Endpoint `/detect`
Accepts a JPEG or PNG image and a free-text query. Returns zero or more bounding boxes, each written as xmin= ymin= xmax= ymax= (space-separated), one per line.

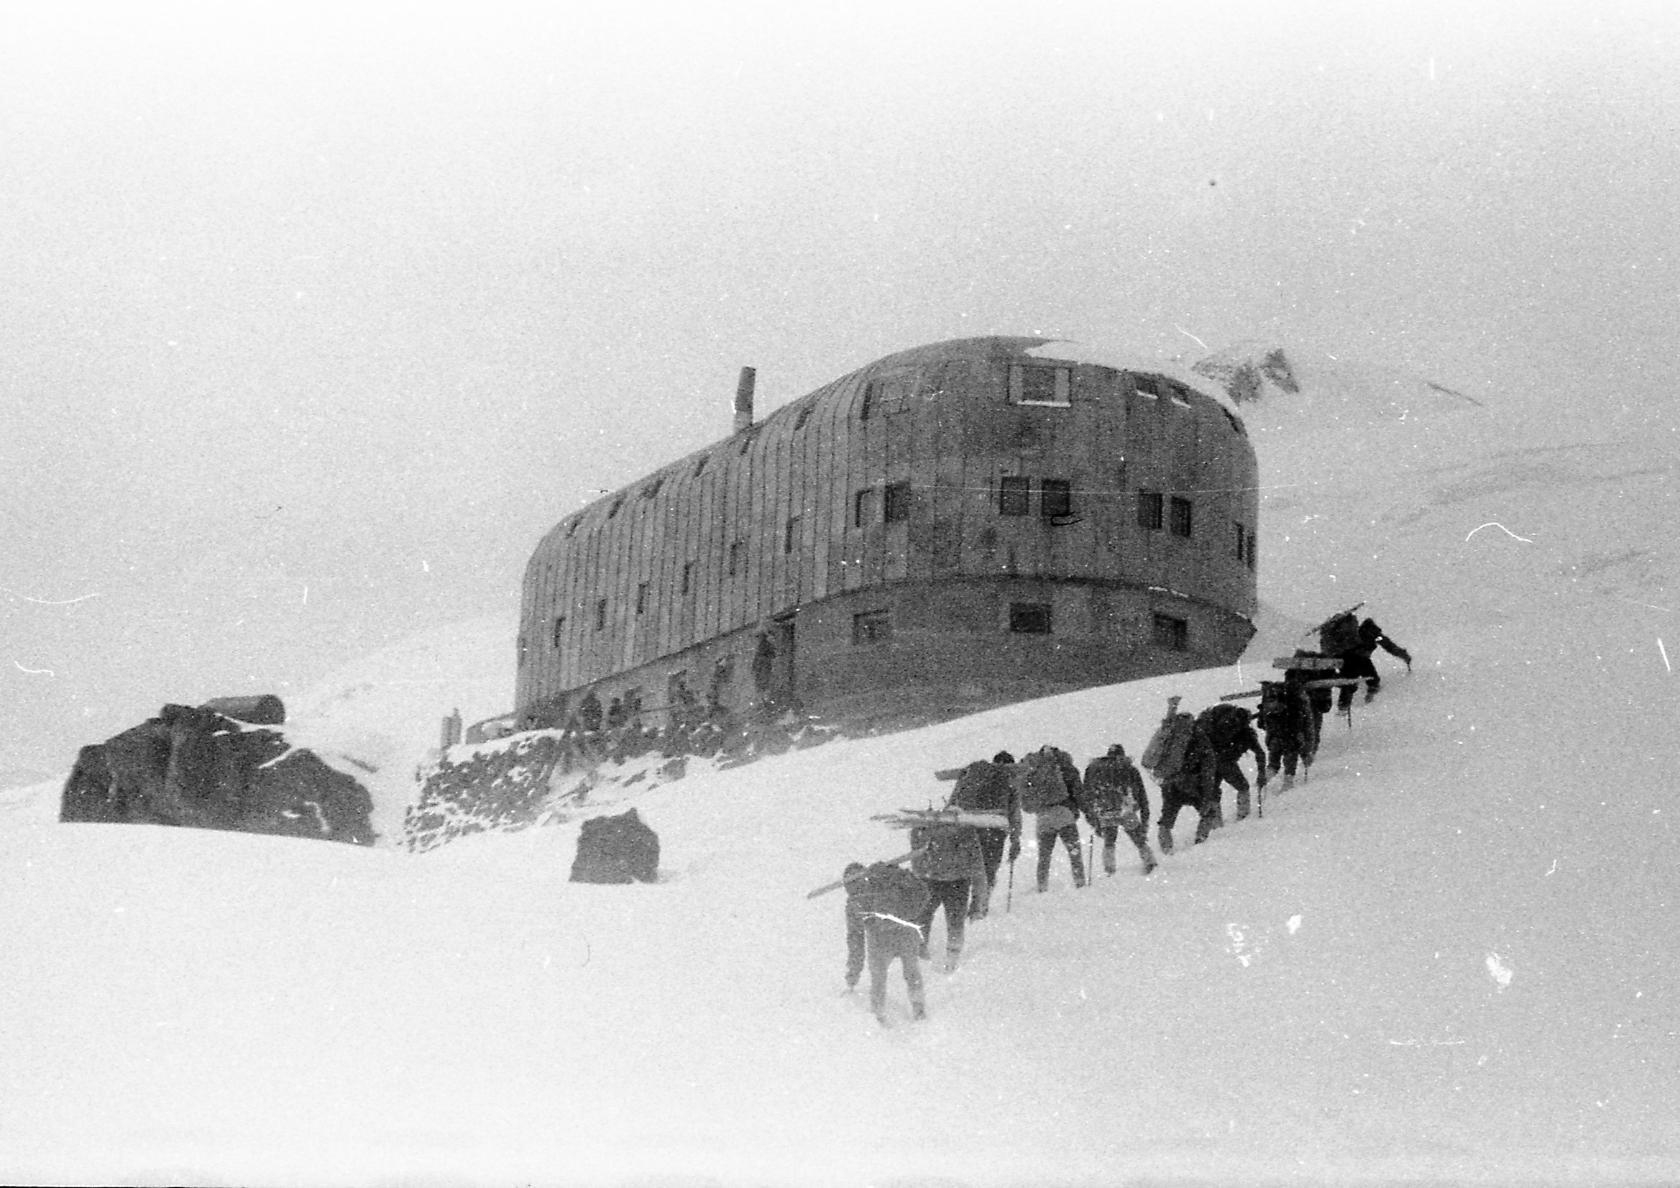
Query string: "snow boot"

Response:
xmin=1157 ymin=825 xmax=1174 ymax=855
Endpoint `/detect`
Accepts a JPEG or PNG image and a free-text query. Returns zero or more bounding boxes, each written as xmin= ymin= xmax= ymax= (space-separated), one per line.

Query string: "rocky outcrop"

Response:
xmin=569 ymin=808 xmax=660 ymax=884
xmin=1194 ymin=342 xmax=1300 ymax=403
xmin=60 ymin=702 xmax=374 ymax=845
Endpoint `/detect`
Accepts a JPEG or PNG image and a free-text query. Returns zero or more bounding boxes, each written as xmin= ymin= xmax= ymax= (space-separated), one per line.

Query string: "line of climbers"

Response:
xmin=836 ymin=608 xmax=1411 ymax=1026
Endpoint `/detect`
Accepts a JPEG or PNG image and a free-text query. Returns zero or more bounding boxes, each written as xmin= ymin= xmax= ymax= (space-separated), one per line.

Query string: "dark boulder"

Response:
xmin=569 ymin=808 xmax=660 ymax=884
xmin=60 ymin=703 xmax=374 ymax=845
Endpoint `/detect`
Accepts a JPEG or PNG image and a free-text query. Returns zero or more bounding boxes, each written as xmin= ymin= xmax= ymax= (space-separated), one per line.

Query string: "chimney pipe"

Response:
xmin=734 ymin=366 xmax=756 ymax=434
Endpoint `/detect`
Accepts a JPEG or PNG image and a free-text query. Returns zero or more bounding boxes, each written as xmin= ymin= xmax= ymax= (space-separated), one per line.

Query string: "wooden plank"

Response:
xmin=1273 ymin=656 xmax=1342 ymax=671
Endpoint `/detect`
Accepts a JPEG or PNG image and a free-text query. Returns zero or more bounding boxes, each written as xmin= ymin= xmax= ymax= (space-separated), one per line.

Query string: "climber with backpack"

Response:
xmin=1082 ymin=743 xmax=1157 ymax=875
xmin=909 ymin=817 xmax=990 ymax=971
xmin=1013 ymin=744 xmax=1088 ymax=891
xmin=1316 ymin=606 xmax=1413 ymax=710
xmin=1195 ymin=702 xmax=1268 ymax=822
xmin=1257 ymin=677 xmax=1316 ymax=792
xmin=939 ymin=751 xmax=1021 ymax=917
xmin=1140 ymin=696 xmax=1221 ymax=853
xmin=842 ymin=860 xmax=932 ymax=1025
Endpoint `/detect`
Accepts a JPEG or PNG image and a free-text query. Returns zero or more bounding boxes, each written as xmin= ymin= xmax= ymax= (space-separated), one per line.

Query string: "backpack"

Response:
xmin=1140 ymin=714 xmax=1196 ymax=780
xmin=910 ymin=822 xmax=977 ymax=881
xmin=1257 ymin=681 xmax=1293 ymax=734
xmin=1082 ymin=755 xmax=1143 ymax=832
xmin=1013 ymin=749 xmax=1070 ymax=813
xmin=951 ymin=760 xmax=1010 ymax=813
xmin=1319 ymin=612 xmax=1362 ymax=657
xmin=854 ymin=862 xmax=931 ymax=922
xmin=1196 ymin=703 xmax=1252 ymax=760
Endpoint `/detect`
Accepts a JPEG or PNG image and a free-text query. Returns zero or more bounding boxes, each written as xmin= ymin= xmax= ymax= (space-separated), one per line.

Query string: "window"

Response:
xmin=728 ymin=540 xmax=745 ymax=577
xmin=1169 ymin=383 xmax=1193 ymax=408
xmin=1137 ymin=491 xmax=1163 ymax=530
xmin=640 ymin=477 xmax=663 ymax=500
xmin=608 ymin=495 xmax=625 ymax=519
xmin=1009 ymin=364 xmax=1071 ymax=406
xmin=784 ymin=515 xmax=801 ymax=554
xmin=681 ymin=561 xmax=693 ymax=594
xmin=692 ymin=454 xmax=709 ymax=478
xmin=883 ymin=481 xmax=910 ymax=524
xmin=1234 ymin=522 xmax=1247 ymax=562
xmin=551 ymin=616 xmax=565 ymax=648
xmin=1009 ymin=602 xmax=1053 ymax=634
xmin=1152 ymin=613 xmax=1188 ymax=651
xmin=852 ymin=609 xmax=892 ymax=645
xmin=1040 ymin=479 xmax=1072 ymax=520
xmin=595 ymin=598 xmax=607 ymax=631
xmin=1246 ymin=533 xmax=1258 ymax=570
xmin=1133 ymin=374 xmax=1162 ymax=399
xmin=998 ymin=475 xmax=1030 ymax=516
xmin=636 ymin=582 xmax=650 ymax=615
xmin=859 ymin=383 xmax=874 ymax=422
xmin=1170 ymin=496 xmax=1194 ymax=538
xmin=794 ymin=404 xmax=814 ymax=431
xmin=853 ymin=487 xmax=877 ymax=528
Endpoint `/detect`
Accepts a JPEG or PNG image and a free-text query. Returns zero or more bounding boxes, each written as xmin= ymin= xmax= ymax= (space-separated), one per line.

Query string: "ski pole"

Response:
xmin=1006 ymin=855 xmax=1015 ymax=913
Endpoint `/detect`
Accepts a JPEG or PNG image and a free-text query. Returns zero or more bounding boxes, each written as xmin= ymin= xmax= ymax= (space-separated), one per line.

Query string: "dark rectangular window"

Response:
xmin=1040 ymin=479 xmax=1072 ymax=519
xmin=853 ymin=487 xmax=877 ymax=528
xmin=1009 ymin=364 xmax=1071 ymax=406
xmin=681 ymin=562 xmax=693 ymax=594
xmin=1134 ymin=374 xmax=1162 ymax=398
xmin=999 ymin=475 xmax=1030 ymax=516
xmin=859 ymin=382 xmax=875 ymax=422
xmin=1246 ymin=533 xmax=1258 ymax=570
xmin=728 ymin=540 xmax=744 ymax=577
xmin=595 ymin=598 xmax=607 ymax=631
xmin=852 ymin=609 xmax=892 ymax=645
xmin=1234 ymin=522 xmax=1247 ymax=561
xmin=551 ymin=616 xmax=565 ymax=648
xmin=1152 ymin=613 xmax=1188 ymax=651
xmin=1009 ymin=602 xmax=1053 ymax=634
xmin=1137 ymin=491 xmax=1163 ymax=530
xmin=883 ymin=481 xmax=910 ymax=523
xmin=784 ymin=515 xmax=800 ymax=554
xmin=636 ymin=582 xmax=649 ymax=615
xmin=1170 ymin=496 xmax=1194 ymax=538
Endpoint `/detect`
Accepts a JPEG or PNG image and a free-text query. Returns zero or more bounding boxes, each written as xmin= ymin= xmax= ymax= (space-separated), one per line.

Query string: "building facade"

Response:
xmin=515 ymin=336 xmax=1258 ymax=733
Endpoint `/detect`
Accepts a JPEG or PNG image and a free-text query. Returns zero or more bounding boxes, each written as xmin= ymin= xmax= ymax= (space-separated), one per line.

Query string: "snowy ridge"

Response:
xmin=2 ymin=346 xmax=1676 ymax=1185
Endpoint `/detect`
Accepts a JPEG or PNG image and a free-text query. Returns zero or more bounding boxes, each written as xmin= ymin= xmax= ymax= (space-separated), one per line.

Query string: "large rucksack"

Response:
xmin=853 ymin=862 xmax=931 ymax=923
xmin=1082 ymin=754 xmax=1144 ymax=832
xmin=1319 ymin=612 xmax=1362 ymax=657
xmin=1013 ymin=749 xmax=1070 ymax=813
xmin=1196 ymin=703 xmax=1253 ymax=760
xmin=1257 ymin=681 xmax=1294 ymax=734
xmin=1141 ymin=713 xmax=1196 ymax=780
xmin=951 ymin=760 xmax=1010 ymax=813
xmin=910 ymin=822 xmax=977 ymax=881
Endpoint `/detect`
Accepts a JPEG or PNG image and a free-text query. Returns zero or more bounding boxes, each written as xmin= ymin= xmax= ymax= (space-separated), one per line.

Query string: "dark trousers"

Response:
xmin=1096 ymin=823 xmax=1156 ymax=873
xmin=1339 ymin=653 xmax=1380 ymax=708
xmin=1158 ymin=776 xmax=1219 ymax=852
xmin=918 ymin=878 xmax=972 ymax=958
xmin=976 ymin=828 xmax=1007 ymax=893
xmin=1214 ymin=758 xmax=1255 ymax=819
xmin=867 ymin=926 xmax=924 ymax=1019
xmin=1035 ymin=824 xmax=1086 ymax=890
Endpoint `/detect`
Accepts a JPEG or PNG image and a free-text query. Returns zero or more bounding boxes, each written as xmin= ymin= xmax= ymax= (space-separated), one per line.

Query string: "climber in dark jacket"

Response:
xmin=844 ymin=861 xmax=929 ymax=1024
xmin=937 ymin=751 xmax=1021 ymax=916
xmin=1081 ymin=744 xmax=1156 ymax=875
xmin=1336 ymin=618 xmax=1412 ymax=708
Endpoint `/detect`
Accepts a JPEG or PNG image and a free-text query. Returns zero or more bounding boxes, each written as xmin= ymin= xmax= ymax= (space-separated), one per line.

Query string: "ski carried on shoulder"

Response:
xmin=805 ymin=848 xmax=924 ymax=899
xmin=1303 ymin=602 xmax=1365 ymax=637
xmin=1272 ymin=655 xmax=1343 ymax=671
xmin=870 ymin=808 xmax=1011 ymax=831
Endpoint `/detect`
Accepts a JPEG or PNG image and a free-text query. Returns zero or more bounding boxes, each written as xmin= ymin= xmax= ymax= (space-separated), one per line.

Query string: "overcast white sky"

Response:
xmin=3 ymin=1 xmax=1676 ymax=778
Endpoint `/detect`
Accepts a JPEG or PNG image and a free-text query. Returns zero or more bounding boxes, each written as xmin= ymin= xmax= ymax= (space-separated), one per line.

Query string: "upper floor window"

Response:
xmin=1234 ymin=522 xmax=1247 ymax=562
xmin=883 ymin=481 xmax=911 ymax=524
xmin=681 ymin=561 xmax=694 ymax=594
xmin=1246 ymin=532 xmax=1258 ymax=570
xmin=793 ymin=404 xmax=814 ymax=432
xmin=595 ymin=598 xmax=608 ymax=631
xmin=607 ymin=495 xmax=625 ymax=519
xmin=1137 ymin=490 xmax=1164 ymax=530
xmin=636 ymin=582 xmax=650 ymax=615
xmin=551 ymin=615 xmax=565 ymax=648
xmin=1133 ymin=374 xmax=1163 ymax=399
xmin=1170 ymin=496 xmax=1194 ymax=538
xmin=1009 ymin=602 xmax=1053 ymax=634
xmin=1009 ymin=364 xmax=1071 ymax=407
xmin=784 ymin=515 xmax=801 ymax=554
xmin=1040 ymin=479 xmax=1073 ymax=520
xmin=728 ymin=540 xmax=745 ymax=577
xmin=998 ymin=475 xmax=1030 ymax=517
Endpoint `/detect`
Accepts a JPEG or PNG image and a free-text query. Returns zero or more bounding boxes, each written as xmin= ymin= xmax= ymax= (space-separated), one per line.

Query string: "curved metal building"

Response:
xmin=516 ymin=336 xmax=1258 ymax=732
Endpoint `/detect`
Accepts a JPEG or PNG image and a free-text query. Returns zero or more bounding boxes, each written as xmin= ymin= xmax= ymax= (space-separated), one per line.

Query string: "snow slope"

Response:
xmin=2 ymin=348 xmax=1677 ymax=1187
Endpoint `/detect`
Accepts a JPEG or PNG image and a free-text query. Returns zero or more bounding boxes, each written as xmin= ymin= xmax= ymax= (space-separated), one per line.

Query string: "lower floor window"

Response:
xmin=852 ymin=609 xmax=892 ymax=645
xmin=1009 ymin=602 xmax=1052 ymax=634
xmin=1152 ymin=613 xmax=1188 ymax=651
